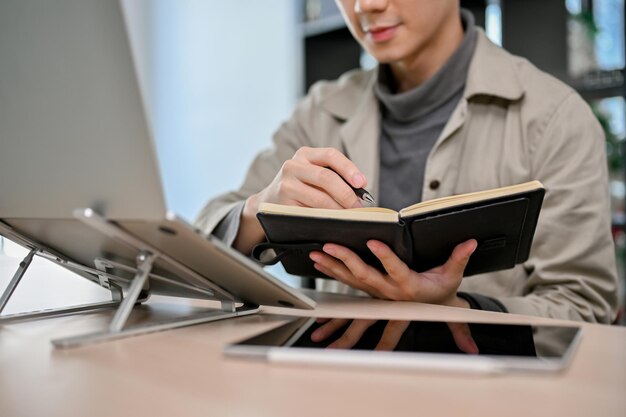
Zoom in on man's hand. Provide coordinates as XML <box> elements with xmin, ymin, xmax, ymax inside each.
<box><xmin>311</xmin><ymin>318</ymin><xmax>479</xmax><ymax>354</ymax></box>
<box><xmin>252</xmin><ymin>147</ymin><xmax>367</xmax><ymax>210</ymax></box>
<box><xmin>309</xmin><ymin>239</ymin><xmax>477</xmax><ymax>307</ymax></box>
<box><xmin>311</xmin><ymin>318</ymin><xmax>408</xmax><ymax>350</ymax></box>
<box><xmin>234</xmin><ymin>147</ymin><xmax>367</xmax><ymax>254</ymax></box>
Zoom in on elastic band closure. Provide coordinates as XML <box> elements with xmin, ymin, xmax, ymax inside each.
<box><xmin>251</xmin><ymin>242</ymin><xmax>324</xmax><ymax>265</ymax></box>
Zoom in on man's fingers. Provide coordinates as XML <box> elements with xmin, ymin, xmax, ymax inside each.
<box><xmin>311</xmin><ymin>252</ymin><xmax>385</xmax><ymax>298</ymax></box>
<box><xmin>292</xmin><ymin>147</ymin><xmax>367</xmax><ymax>189</ymax></box>
<box><xmin>367</xmin><ymin>240</ymin><xmax>411</xmax><ymax>283</ymax></box>
<box><xmin>447</xmin><ymin>322</ymin><xmax>479</xmax><ymax>354</ymax></box>
<box><xmin>312</xmin><ymin>261</ymin><xmax>341</xmax><ymax>281</ymax></box>
<box><xmin>311</xmin><ymin>252</ymin><xmax>365</xmax><ymax>289</ymax></box>
<box><xmin>291</xmin><ymin>183</ymin><xmax>346</xmax><ymax>209</ymax></box>
<box><xmin>327</xmin><ymin>319</ymin><xmax>377</xmax><ymax>349</ymax></box>
<box><xmin>375</xmin><ymin>320</ymin><xmax>410</xmax><ymax>351</ymax></box>
<box><xmin>280</xmin><ymin>160</ymin><xmax>354</xmax><ymax>208</ymax></box>
<box><xmin>303</xmin><ymin>166</ymin><xmax>362</xmax><ymax>209</ymax></box>
<box><xmin>443</xmin><ymin>239</ymin><xmax>477</xmax><ymax>278</ymax></box>
<box><xmin>311</xmin><ymin>318</ymin><xmax>350</xmax><ymax>343</ymax></box>
<box><xmin>320</xmin><ymin>244</ymin><xmax>394</xmax><ymax>298</ymax></box>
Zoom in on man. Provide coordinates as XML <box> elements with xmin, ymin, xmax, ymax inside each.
<box><xmin>196</xmin><ymin>0</ymin><xmax>617</xmax><ymax>324</ymax></box>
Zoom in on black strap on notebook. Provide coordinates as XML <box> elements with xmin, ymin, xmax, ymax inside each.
<box><xmin>251</xmin><ymin>242</ymin><xmax>324</xmax><ymax>265</ymax></box>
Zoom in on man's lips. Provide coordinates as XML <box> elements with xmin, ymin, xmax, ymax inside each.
<box><xmin>366</xmin><ymin>24</ymin><xmax>399</xmax><ymax>42</ymax></box>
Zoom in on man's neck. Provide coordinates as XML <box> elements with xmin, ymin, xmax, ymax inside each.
<box><xmin>389</xmin><ymin>14</ymin><xmax>464</xmax><ymax>93</ymax></box>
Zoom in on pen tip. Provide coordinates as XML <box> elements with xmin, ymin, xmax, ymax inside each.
<box><xmin>363</xmin><ymin>193</ymin><xmax>376</xmax><ymax>205</ymax></box>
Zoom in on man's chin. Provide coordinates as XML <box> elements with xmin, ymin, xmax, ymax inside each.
<box><xmin>367</xmin><ymin>52</ymin><xmax>404</xmax><ymax>65</ymax></box>
<box><xmin>365</xmin><ymin>44</ymin><xmax>413</xmax><ymax>65</ymax></box>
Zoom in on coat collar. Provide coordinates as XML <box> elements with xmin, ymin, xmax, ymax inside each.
<box><xmin>320</xmin><ymin>29</ymin><xmax>525</xmax><ymax>120</ymax></box>
<box><xmin>463</xmin><ymin>29</ymin><xmax>525</xmax><ymax>101</ymax></box>
<box><xmin>317</xmin><ymin>30</ymin><xmax>525</xmax><ymax>198</ymax></box>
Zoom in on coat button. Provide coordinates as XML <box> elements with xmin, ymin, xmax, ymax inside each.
<box><xmin>429</xmin><ymin>180</ymin><xmax>440</xmax><ymax>190</ymax></box>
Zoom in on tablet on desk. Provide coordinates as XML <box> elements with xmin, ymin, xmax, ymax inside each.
<box><xmin>225</xmin><ymin>316</ymin><xmax>582</xmax><ymax>374</ymax></box>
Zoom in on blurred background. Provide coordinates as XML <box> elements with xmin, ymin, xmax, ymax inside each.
<box><xmin>1</xmin><ymin>0</ymin><xmax>625</xmax><ymax>321</ymax></box>
<box><xmin>129</xmin><ymin>0</ymin><xmax>626</xmax><ymax>320</ymax></box>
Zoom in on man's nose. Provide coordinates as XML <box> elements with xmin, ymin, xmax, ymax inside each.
<box><xmin>355</xmin><ymin>0</ymin><xmax>388</xmax><ymax>14</ymax></box>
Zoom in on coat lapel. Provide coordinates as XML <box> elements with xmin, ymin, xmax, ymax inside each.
<box><xmin>320</xmin><ymin>70</ymin><xmax>381</xmax><ymax>200</ymax></box>
<box><xmin>339</xmin><ymin>89</ymin><xmax>380</xmax><ymax>200</ymax></box>
<box><xmin>430</xmin><ymin>30</ymin><xmax>525</xmax><ymax>154</ymax></box>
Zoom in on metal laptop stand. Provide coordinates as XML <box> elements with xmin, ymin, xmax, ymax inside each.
<box><xmin>0</xmin><ymin>209</ymin><xmax>259</xmax><ymax>348</ymax></box>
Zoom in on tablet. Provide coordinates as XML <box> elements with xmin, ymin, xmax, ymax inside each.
<box><xmin>225</xmin><ymin>316</ymin><xmax>582</xmax><ymax>374</ymax></box>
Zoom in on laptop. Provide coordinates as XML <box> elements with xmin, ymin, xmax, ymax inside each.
<box><xmin>0</xmin><ymin>0</ymin><xmax>315</xmax><ymax>311</ymax></box>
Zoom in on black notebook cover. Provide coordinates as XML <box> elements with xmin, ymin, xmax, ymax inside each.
<box><xmin>253</xmin><ymin>187</ymin><xmax>544</xmax><ymax>279</ymax></box>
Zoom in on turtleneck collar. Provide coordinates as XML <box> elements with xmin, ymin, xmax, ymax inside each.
<box><xmin>374</xmin><ymin>9</ymin><xmax>478</xmax><ymax>122</ymax></box>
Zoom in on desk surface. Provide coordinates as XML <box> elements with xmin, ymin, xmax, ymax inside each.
<box><xmin>1</xmin><ymin>253</ymin><xmax>625</xmax><ymax>417</ymax></box>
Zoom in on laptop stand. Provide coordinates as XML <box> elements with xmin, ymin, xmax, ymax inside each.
<box><xmin>0</xmin><ymin>209</ymin><xmax>259</xmax><ymax>349</ymax></box>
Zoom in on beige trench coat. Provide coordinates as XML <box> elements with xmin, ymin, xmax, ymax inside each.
<box><xmin>196</xmin><ymin>31</ymin><xmax>618</xmax><ymax>324</ymax></box>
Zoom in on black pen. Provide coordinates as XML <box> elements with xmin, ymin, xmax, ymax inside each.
<box><xmin>353</xmin><ymin>187</ymin><xmax>376</xmax><ymax>205</ymax></box>
<box><xmin>327</xmin><ymin>167</ymin><xmax>376</xmax><ymax>205</ymax></box>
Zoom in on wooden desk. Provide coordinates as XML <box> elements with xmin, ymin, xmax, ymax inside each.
<box><xmin>1</xmin><ymin>254</ymin><xmax>625</xmax><ymax>417</ymax></box>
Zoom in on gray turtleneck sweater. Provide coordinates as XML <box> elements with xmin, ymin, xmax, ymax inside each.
<box><xmin>375</xmin><ymin>9</ymin><xmax>477</xmax><ymax>211</ymax></box>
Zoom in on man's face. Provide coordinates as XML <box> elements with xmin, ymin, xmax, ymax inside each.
<box><xmin>335</xmin><ymin>0</ymin><xmax>460</xmax><ymax>64</ymax></box>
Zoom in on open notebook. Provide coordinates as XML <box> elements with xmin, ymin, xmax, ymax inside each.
<box><xmin>253</xmin><ymin>181</ymin><xmax>545</xmax><ymax>278</ymax></box>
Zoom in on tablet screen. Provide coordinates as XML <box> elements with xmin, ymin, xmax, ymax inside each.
<box><xmin>226</xmin><ymin>316</ymin><xmax>582</xmax><ymax>373</ymax></box>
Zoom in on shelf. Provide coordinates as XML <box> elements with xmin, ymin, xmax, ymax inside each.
<box><xmin>300</xmin><ymin>1</ymin><xmax>485</xmax><ymax>39</ymax></box>
<box><xmin>302</xmin><ymin>14</ymin><xmax>346</xmax><ymax>37</ymax></box>
<box><xmin>572</xmin><ymin>69</ymin><xmax>625</xmax><ymax>101</ymax></box>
